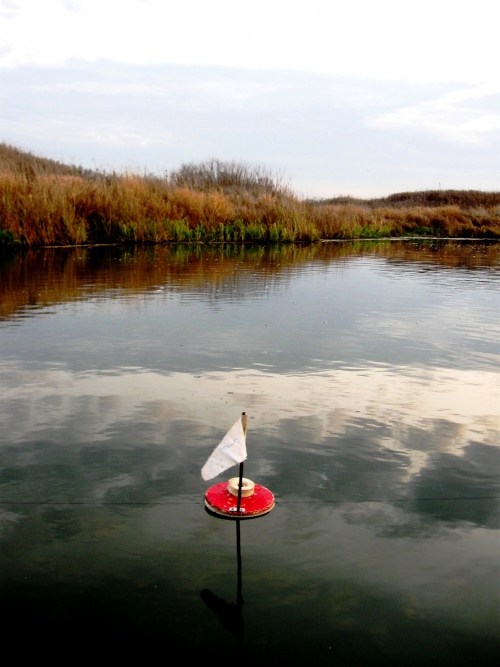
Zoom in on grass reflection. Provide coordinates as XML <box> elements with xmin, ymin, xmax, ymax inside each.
<box><xmin>1</xmin><ymin>240</ymin><xmax>498</xmax><ymax>321</ymax></box>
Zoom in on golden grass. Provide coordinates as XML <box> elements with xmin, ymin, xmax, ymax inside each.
<box><xmin>1</xmin><ymin>143</ymin><xmax>499</xmax><ymax>246</ymax></box>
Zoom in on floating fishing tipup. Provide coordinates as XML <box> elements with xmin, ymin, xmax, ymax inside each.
<box><xmin>202</xmin><ymin>412</ymin><xmax>275</xmax><ymax>519</ymax></box>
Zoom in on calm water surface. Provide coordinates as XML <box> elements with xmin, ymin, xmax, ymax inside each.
<box><xmin>0</xmin><ymin>241</ymin><xmax>499</xmax><ymax>665</ymax></box>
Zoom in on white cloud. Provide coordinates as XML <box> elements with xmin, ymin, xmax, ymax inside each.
<box><xmin>3</xmin><ymin>62</ymin><xmax>498</xmax><ymax>194</ymax></box>
<box><xmin>28</xmin><ymin>78</ymin><xmax>281</xmax><ymax>101</ymax></box>
<box><xmin>369</xmin><ymin>84</ymin><xmax>500</xmax><ymax>143</ymax></box>
<box><xmin>190</xmin><ymin>80</ymin><xmax>283</xmax><ymax>101</ymax></box>
<box><xmin>28</xmin><ymin>82</ymin><xmax>171</xmax><ymax>96</ymax></box>
<box><xmin>0</xmin><ymin>0</ymin><xmax>499</xmax><ymax>84</ymax></box>
<box><xmin>0</xmin><ymin>0</ymin><xmax>21</xmax><ymax>14</ymax></box>
<box><xmin>4</xmin><ymin>116</ymin><xmax>179</xmax><ymax>148</ymax></box>
<box><xmin>62</xmin><ymin>0</ymin><xmax>82</xmax><ymax>10</ymax></box>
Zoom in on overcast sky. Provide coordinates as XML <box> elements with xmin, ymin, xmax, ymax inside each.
<box><xmin>1</xmin><ymin>0</ymin><xmax>499</xmax><ymax>196</ymax></box>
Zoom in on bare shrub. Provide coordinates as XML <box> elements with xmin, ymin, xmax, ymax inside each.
<box><xmin>169</xmin><ymin>159</ymin><xmax>291</xmax><ymax>197</ymax></box>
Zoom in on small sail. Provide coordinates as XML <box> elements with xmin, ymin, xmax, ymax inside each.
<box><xmin>202</xmin><ymin>416</ymin><xmax>247</xmax><ymax>481</ymax></box>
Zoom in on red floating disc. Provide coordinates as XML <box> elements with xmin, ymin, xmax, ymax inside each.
<box><xmin>205</xmin><ymin>481</ymin><xmax>275</xmax><ymax>519</ymax></box>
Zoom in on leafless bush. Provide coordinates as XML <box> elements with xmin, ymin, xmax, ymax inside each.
<box><xmin>169</xmin><ymin>159</ymin><xmax>291</xmax><ymax>197</ymax></box>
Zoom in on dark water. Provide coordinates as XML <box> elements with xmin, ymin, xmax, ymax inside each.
<box><xmin>0</xmin><ymin>241</ymin><xmax>499</xmax><ymax>665</ymax></box>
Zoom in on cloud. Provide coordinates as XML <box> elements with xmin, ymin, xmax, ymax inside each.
<box><xmin>2</xmin><ymin>62</ymin><xmax>499</xmax><ymax>194</ymax></box>
<box><xmin>28</xmin><ymin>78</ymin><xmax>281</xmax><ymax>101</ymax></box>
<box><xmin>28</xmin><ymin>82</ymin><xmax>172</xmax><ymax>97</ymax></box>
<box><xmin>0</xmin><ymin>1</ymin><xmax>498</xmax><ymax>85</ymax></box>
<box><xmin>0</xmin><ymin>0</ymin><xmax>21</xmax><ymax>20</ymax></box>
<box><xmin>62</xmin><ymin>0</ymin><xmax>82</xmax><ymax>10</ymax></box>
<box><xmin>369</xmin><ymin>84</ymin><xmax>500</xmax><ymax>144</ymax></box>
<box><xmin>2</xmin><ymin>115</ymin><xmax>180</xmax><ymax>148</ymax></box>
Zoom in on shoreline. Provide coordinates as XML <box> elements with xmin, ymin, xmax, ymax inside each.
<box><xmin>1</xmin><ymin>236</ymin><xmax>499</xmax><ymax>250</ymax></box>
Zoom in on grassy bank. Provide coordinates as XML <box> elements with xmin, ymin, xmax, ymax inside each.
<box><xmin>1</xmin><ymin>143</ymin><xmax>499</xmax><ymax>246</ymax></box>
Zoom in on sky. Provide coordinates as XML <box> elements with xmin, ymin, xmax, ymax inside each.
<box><xmin>0</xmin><ymin>0</ymin><xmax>499</xmax><ymax>196</ymax></box>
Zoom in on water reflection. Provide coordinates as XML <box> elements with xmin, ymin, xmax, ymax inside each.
<box><xmin>1</xmin><ymin>243</ymin><xmax>498</xmax><ymax>376</ymax></box>
<box><xmin>0</xmin><ymin>241</ymin><xmax>499</xmax><ymax>664</ymax></box>
<box><xmin>1</xmin><ymin>240</ymin><xmax>499</xmax><ymax>322</ymax></box>
<box><xmin>201</xmin><ymin>519</ymin><xmax>244</xmax><ymax>642</ymax></box>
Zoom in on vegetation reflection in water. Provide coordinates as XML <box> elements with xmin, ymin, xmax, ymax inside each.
<box><xmin>0</xmin><ymin>241</ymin><xmax>498</xmax><ymax>665</ymax></box>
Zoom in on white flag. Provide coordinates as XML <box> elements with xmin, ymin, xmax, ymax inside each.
<box><xmin>201</xmin><ymin>416</ymin><xmax>247</xmax><ymax>481</ymax></box>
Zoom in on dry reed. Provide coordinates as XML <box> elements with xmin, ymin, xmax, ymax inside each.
<box><xmin>1</xmin><ymin>143</ymin><xmax>499</xmax><ymax>246</ymax></box>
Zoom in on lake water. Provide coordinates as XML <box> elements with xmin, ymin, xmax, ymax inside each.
<box><xmin>0</xmin><ymin>241</ymin><xmax>499</xmax><ymax>665</ymax></box>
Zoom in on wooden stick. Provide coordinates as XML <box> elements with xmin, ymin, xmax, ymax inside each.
<box><xmin>241</xmin><ymin>411</ymin><xmax>248</xmax><ymax>435</ymax></box>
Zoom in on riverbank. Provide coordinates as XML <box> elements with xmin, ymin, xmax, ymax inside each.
<box><xmin>1</xmin><ymin>143</ymin><xmax>499</xmax><ymax>245</ymax></box>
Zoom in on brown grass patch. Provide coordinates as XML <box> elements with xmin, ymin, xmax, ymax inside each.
<box><xmin>0</xmin><ymin>143</ymin><xmax>499</xmax><ymax>245</ymax></box>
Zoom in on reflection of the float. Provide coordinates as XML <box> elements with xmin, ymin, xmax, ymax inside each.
<box><xmin>200</xmin><ymin>518</ymin><xmax>244</xmax><ymax>642</ymax></box>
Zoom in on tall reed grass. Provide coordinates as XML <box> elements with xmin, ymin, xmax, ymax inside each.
<box><xmin>1</xmin><ymin>143</ymin><xmax>499</xmax><ymax>246</ymax></box>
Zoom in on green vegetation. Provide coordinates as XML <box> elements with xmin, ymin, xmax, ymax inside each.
<box><xmin>1</xmin><ymin>143</ymin><xmax>499</xmax><ymax>246</ymax></box>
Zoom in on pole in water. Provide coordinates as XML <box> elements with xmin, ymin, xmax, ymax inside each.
<box><xmin>236</xmin><ymin>519</ymin><xmax>243</xmax><ymax>613</ymax></box>
<box><xmin>237</xmin><ymin>412</ymin><xmax>248</xmax><ymax>513</ymax></box>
